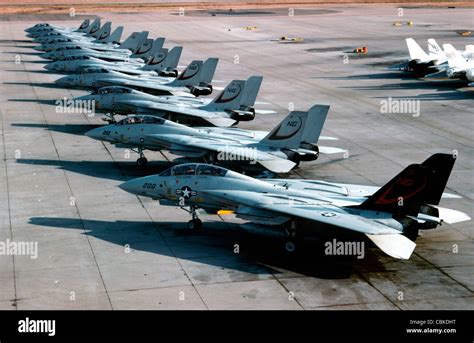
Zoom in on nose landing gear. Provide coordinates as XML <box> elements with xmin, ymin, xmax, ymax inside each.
<box><xmin>132</xmin><ymin>147</ymin><xmax>148</xmax><ymax>167</ymax></box>
<box><xmin>283</xmin><ymin>220</ymin><xmax>299</xmax><ymax>254</ymax></box>
<box><xmin>185</xmin><ymin>205</ymin><xmax>202</xmax><ymax>231</ymax></box>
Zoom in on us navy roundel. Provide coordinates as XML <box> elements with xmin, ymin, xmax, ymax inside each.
<box><xmin>176</xmin><ymin>186</ymin><xmax>197</xmax><ymax>199</ymax></box>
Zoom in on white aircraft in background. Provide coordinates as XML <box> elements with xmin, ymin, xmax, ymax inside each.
<box><xmin>389</xmin><ymin>38</ymin><xmax>447</xmax><ymax>73</ymax></box>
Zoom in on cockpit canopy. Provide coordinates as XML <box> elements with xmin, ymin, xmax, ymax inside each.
<box><xmin>159</xmin><ymin>164</ymin><xmax>228</xmax><ymax>177</ymax></box>
<box><xmin>80</xmin><ymin>68</ymin><xmax>109</xmax><ymax>74</ymax></box>
<box><xmin>117</xmin><ymin>116</ymin><xmax>164</xmax><ymax>125</ymax></box>
<box><xmin>63</xmin><ymin>55</ymin><xmax>89</xmax><ymax>61</ymax></box>
<box><xmin>93</xmin><ymin>86</ymin><xmax>135</xmax><ymax>95</ymax></box>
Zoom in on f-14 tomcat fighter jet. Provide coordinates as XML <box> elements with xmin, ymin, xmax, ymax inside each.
<box><xmin>74</xmin><ymin>76</ymin><xmax>263</xmax><ymax>127</ymax></box>
<box><xmin>57</xmin><ymin>55</ymin><xmax>216</xmax><ymax>97</ymax></box>
<box><xmin>85</xmin><ymin>105</ymin><xmax>339</xmax><ymax>172</ymax></box>
<box><xmin>29</xmin><ymin>19</ymin><xmax>147</xmax><ymax>57</ymax></box>
<box><xmin>26</xmin><ymin>21</ymin><xmax>90</xmax><ymax>34</ymax></box>
<box><xmin>441</xmin><ymin>44</ymin><xmax>474</xmax><ymax>83</ymax></box>
<box><xmin>39</xmin><ymin>35</ymin><xmax>159</xmax><ymax>64</ymax></box>
<box><xmin>119</xmin><ymin>154</ymin><xmax>470</xmax><ymax>259</ymax></box>
<box><xmin>26</xmin><ymin>18</ymin><xmax>101</xmax><ymax>38</ymax></box>
<box><xmin>389</xmin><ymin>38</ymin><xmax>447</xmax><ymax>74</ymax></box>
<box><xmin>33</xmin><ymin>20</ymin><xmax>125</xmax><ymax>51</ymax></box>
<box><xmin>54</xmin><ymin>46</ymin><xmax>183</xmax><ymax>81</ymax></box>
<box><xmin>46</xmin><ymin>44</ymin><xmax>182</xmax><ymax>75</ymax></box>
<box><xmin>36</xmin><ymin>29</ymin><xmax>149</xmax><ymax>58</ymax></box>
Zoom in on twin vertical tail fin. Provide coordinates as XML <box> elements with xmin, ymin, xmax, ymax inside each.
<box><xmin>91</xmin><ymin>21</ymin><xmax>111</xmax><ymax>40</ymax></box>
<box><xmin>239</xmin><ymin>76</ymin><xmax>263</xmax><ymax>107</ymax></box>
<box><xmin>103</xmin><ymin>26</ymin><xmax>123</xmax><ymax>44</ymax></box>
<box><xmin>358</xmin><ymin>153</ymin><xmax>456</xmax><ymax>215</ymax></box>
<box><xmin>427</xmin><ymin>39</ymin><xmax>445</xmax><ymax>60</ymax></box>
<box><xmin>169</xmin><ymin>60</ymin><xmax>204</xmax><ymax>86</ymax></box>
<box><xmin>132</xmin><ymin>37</ymin><xmax>165</xmax><ymax>60</ymax></box>
<box><xmin>443</xmin><ymin>44</ymin><xmax>467</xmax><ymax>69</ymax></box>
<box><xmin>204</xmin><ymin>79</ymin><xmax>246</xmax><ymax>111</ymax></box>
<box><xmin>85</xmin><ymin>18</ymin><xmax>101</xmax><ymax>36</ymax></box>
<box><xmin>119</xmin><ymin>31</ymin><xmax>149</xmax><ymax>51</ymax></box>
<box><xmin>259</xmin><ymin>109</ymin><xmax>309</xmax><ymax>150</ymax></box>
<box><xmin>406</xmin><ymin>38</ymin><xmax>430</xmax><ymax>62</ymax></box>
<box><xmin>199</xmin><ymin>58</ymin><xmax>219</xmax><ymax>84</ymax></box>
<box><xmin>203</xmin><ymin>76</ymin><xmax>261</xmax><ymax>119</ymax></box>
<box><xmin>300</xmin><ymin>104</ymin><xmax>330</xmax><ymax>146</ymax></box>
<box><xmin>162</xmin><ymin>46</ymin><xmax>182</xmax><ymax>69</ymax></box>
<box><xmin>143</xmin><ymin>46</ymin><xmax>183</xmax><ymax>72</ymax></box>
<box><xmin>75</xmin><ymin>19</ymin><xmax>90</xmax><ymax>32</ymax></box>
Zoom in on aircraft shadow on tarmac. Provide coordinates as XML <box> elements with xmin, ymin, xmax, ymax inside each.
<box><xmin>16</xmin><ymin>158</ymin><xmax>175</xmax><ymax>180</ymax></box>
<box><xmin>4</xmin><ymin>81</ymin><xmax>66</xmax><ymax>89</ymax></box>
<box><xmin>3</xmin><ymin>51</ymin><xmax>41</xmax><ymax>55</ymax></box>
<box><xmin>313</xmin><ymin>72</ymin><xmax>422</xmax><ymax>81</ymax></box>
<box><xmin>5</xmin><ymin>69</ymin><xmax>61</xmax><ymax>75</ymax></box>
<box><xmin>0</xmin><ymin>39</ymin><xmax>34</xmax><ymax>44</ymax></box>
<box><xmin>372</xmin><ymin>91</ymin><xmax>473</xmax><ymax>101</ymax></box>
<box><xmin>342</xmin><ymin>80</ymin><xmax>470</xmax><ymax>92</ymax></box>
<box><xmin>8</xmin><ymin>98</ymin><xmax>58</xmax><ymax>105</ymax></box>
<box><xmin>28</xmin><ymin>216</ymin><xmax>359</xmax><ymax>278</ymax></box>
<box><xmin>12</xmin><ymin>123</ymin><xmax>103</xmax><ymax>135</ymax></box>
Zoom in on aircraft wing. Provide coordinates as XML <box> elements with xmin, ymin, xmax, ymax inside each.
<box><xmin>100</xmin><ymin>77</ymin><xmax>181</xmax><ymax>93</ymax></box>
<box><xmin>264</xmin><ymin>179</ymin><xmax>462</xmax><ymax>201</ymax></box>
<box><xmin>116</xmin><ymin>99</ymin><xmax>237</xmax><ymax>127</ymax></box>
<box><xmin>202</xmin><ymin>190</ymin><xmax>416</xmax><ymax>259</ymax></box>
<box><xmin>145</xmin><ymin>134</ymin><xmax>297</xmax><ymax>173</ymax></box>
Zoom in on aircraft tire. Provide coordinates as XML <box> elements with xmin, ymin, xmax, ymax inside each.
<box><xmin>284</xmin><ymin>241</ymin><xmax>297</xmax><ymax>254</ymax></box>
<box><xmin>187</xmin><ymin>219</ymin><xmax>202</xmax><ymax>231</ymax></box>
<box><xmin>136</xmin><ymin>157</ymin><xmax>148</xmax><ymax>167</ymax></box>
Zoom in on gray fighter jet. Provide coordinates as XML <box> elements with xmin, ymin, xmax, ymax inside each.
<box><xmin>74</xmin><ymin>75</ymin><xmax>263</xmax><ymax>126</ymax></box>
<box><xmin>118</xmin><ymin>154</ymin><xmax>470</xmax><ymax>259</ymax></box>
<box><xmin>56</xmin><ymin>54</ymin><xmax>215</xmax><ymax>97</ymax></box>
<box><xmin>85</xmin><ymin>105</ymin><xmax>338</xmax><ymax>171</ymax></box>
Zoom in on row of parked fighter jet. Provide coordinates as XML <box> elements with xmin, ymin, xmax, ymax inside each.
<box><xmin>27</xmin><ymin>18</ymin><xmax>346</xmax><ymax>173</ymax></box>
<box><xmin>24</xmin><ymin>20</ymin><xmax>470</xmax><ymax>260</ymax></box>
<box><xmin>390</xmin><ymin>38</ymin><xmax>474</xmax><ymax>85</ymax></box>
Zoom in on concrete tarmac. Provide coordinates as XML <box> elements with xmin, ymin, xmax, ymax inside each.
<box><xmin>0</xmin><ymin>5</ymin><xmax>472</xmax><ymax>309</ymax></box>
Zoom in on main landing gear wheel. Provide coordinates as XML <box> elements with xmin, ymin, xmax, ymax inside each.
<box><xmin>136</xmin><ymin>157</ymin><xmax>148</xmax><ymax>167</ymax></box>
<box><xmin>283</xmin><ymin>221</ymin><xmax>298</xmax><ymax>254</ymax></box>
<box><xmin>134</xmin><ymin>147</ymin><xmax>147</xmax><ymax>167</ymax></box>
<box><xmin>284</xmin><ymin>241</ymin><xmax>296</xmax><ymax>253</ymax></box>
<box><xmin>186</xmin><ymin>206</ymin><xmax>202</xmax><ymax>231</ymax></box>
<box><xmin>187</xmin><ymin>218</ymin><xmax>202</xmax><ymax>231</ymax></box>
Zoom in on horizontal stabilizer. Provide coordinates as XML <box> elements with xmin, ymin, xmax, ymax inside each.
<box><xmin>205</xmin><ymin>117</ymin><xmax>237</xmax><ymax>127</ymax></box>
<box><xmin>319</xmin><ymin>136</ymin><xmax>339</xmax><ymax>141</ymax></box>
<box><xmin>365</xmin><ymin>233</ymin><xmax>416</xmax><ymax>260</ymax></box>
<box><xmin>433</xmin><ymin>206</ymin><xmax>471</xmax><ymax>224</ymax></box>
<box><xmin>424</xmin><ymin>70</ymin><xmax>448</xmax><ymax>79</ymax></box>
<box><xmin>258</xmin><ymin>159</ymin><xmax>296</xmax><ymax>173</ymax></box>
<box><xmin>255</xmin><ymin>109</ymin><xmax>277</xmax><ymax>115</ymax></box>
<box><xmin>319</xmin><ymin>146</ymin><xmax>347</xmax><ymax>154</ymax></box>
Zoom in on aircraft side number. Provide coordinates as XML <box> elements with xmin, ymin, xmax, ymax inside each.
<box><xmin>142</xmin><ymin>183</ymin><xmax>156</xmax><ymax>189</ymax></box>
<box><xmin>102</xmin><ymin>130</ymin><xmax>111</xmax><ymax>136</ymax></box>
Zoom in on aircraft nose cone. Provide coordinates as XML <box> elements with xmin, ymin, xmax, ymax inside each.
<box><xmin>40</xmin><ymin>52</ymin><xmax>52</xmax><ymax>60</ymax></box>
<box><xmin>84</xmin><ymin>127</ymin><xmax>103</xmax><ymax>141</ymax></box>
<box><xmin>43</xmin><ymin>63</ymin><xmax>54</xmax><ymax>70</ymax></box>
<box><xmin>33</xmin><ymin>45</ymin><xmax>45</xmax><ymax>51</ymax></box>
<box><xmin>118</xmin><ymin>178</ymin><xmax>144</xmax><ymax>196</ymax></box>
<box><xmin>74</xmin><ymin>94</ymin><xmax>93</xmax><ymax>102</ymax></box>
<box><xmin>55</xmin><ymin>76</ymin><xmax>71</xmax><ymax>86</ymax></box>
